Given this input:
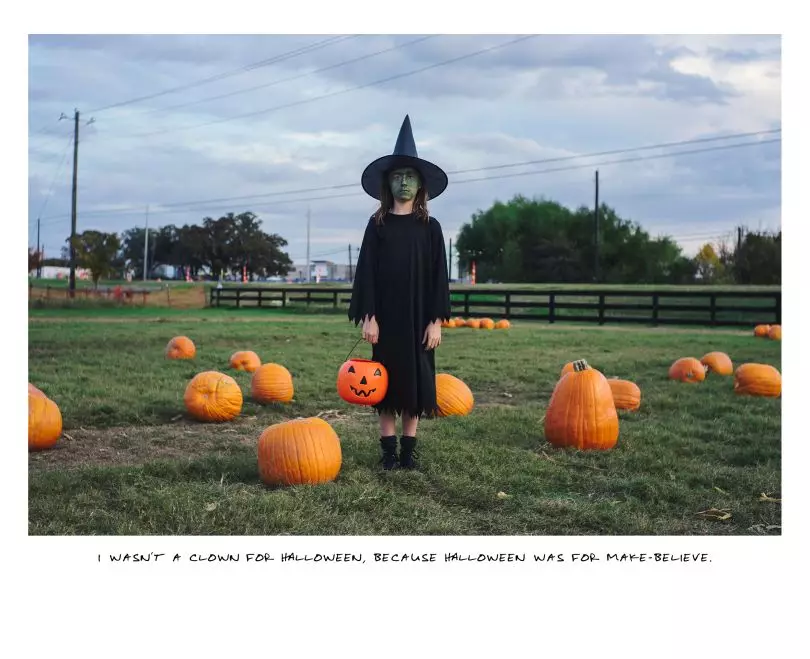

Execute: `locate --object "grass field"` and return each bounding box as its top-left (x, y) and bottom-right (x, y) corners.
top-left (28, 307), bottom-right (781, 536)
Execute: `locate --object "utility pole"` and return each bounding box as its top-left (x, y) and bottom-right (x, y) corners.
top-left (68, 109), bottom-right (80, 297)
top-left (143, 204), bottom-right (150, 281)
top-left (348, 244), bottom-right (353, 283)
top-left (36, 217), bottom-right (42, 279)
top-left (306, 207), bottom-right (311, 283)
top-left (62, 109), bottom-right (94, 297)
top-left (594, 169), bottom-right (600, 283)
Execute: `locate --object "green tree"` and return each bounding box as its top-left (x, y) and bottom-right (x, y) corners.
top-left (455, 195), bottom-right (695, 284)
top-left (69, 230), bottom-right (122, 287)
top-left (732, 229), bottom-right (781, 285)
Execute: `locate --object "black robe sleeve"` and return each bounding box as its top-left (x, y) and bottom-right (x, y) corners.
top-left (348, 218), bottom-right (378, 326)
top-left (429, 217), bottom-right (452, 323)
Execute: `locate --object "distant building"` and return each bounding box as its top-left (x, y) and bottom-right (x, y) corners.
top-left (33, 266), bottom-right (91, 280)
top-left (286, 260), bottom-right (352, 282)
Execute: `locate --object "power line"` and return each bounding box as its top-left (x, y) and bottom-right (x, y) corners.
top-left (86, 35), bottom-right (359, 114)
top-left (31, 133), bottom-right (74, 226)
top-left (36, 129), bottom-right (780, 223)
top-left (110, 35), bottom-right (538, 140)
top-left (136, 35), bottom-right (437, 118)
top-left (34, 137), bottom-right (779, 230)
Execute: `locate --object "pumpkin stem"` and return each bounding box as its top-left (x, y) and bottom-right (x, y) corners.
top-left (573, 359), bottom-right (589, 372)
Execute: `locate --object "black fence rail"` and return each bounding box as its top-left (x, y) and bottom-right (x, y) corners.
top-left (210, 286), bottom-right (781, 328)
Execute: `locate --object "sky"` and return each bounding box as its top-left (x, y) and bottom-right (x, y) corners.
top-left (27, 34), bottom-right (781, 269)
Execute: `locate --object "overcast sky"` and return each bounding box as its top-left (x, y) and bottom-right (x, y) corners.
top-left (27, 34), bottom-right (781, 266)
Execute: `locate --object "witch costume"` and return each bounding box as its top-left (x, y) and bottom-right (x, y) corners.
top-left (348, 115), bottom-right (452, 426)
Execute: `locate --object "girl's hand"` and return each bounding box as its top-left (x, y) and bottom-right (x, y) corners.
top-left (362, 316), bottom-right (379, 344)
top-left (423, 320), bottom-right (442, 350)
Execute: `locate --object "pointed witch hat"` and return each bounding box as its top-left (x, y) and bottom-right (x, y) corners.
top-left (361, 115), bottom-right (448, 201)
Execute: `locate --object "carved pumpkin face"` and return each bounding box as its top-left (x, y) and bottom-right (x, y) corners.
top-left (337, 358), bottom-right (388, 406)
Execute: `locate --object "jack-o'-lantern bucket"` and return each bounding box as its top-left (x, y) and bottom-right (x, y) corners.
top-left (337, 358), bottom-right (388, 406)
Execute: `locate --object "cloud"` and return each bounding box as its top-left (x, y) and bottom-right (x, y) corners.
top-left (28, 34), bottom-right (781, 262)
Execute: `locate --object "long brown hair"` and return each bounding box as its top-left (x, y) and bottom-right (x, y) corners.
top-left (372, 170), bottom-right (430, 225)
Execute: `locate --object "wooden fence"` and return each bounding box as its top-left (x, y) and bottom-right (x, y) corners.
top-left (209, 286), bottom-right (781, 328)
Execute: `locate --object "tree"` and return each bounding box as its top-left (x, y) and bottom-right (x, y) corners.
top-left (693, 243), bottom-right (725, 283)
top-left (732, 229), bottom-right (781, 285)
top-left (119, 210), bottom-right (294, 281)
top-left (68, 230), bottom-right (122, 287)
top-left (455, 195), bottom-right (696, 284)
top-left (28, 247), bottom-right (43, 274)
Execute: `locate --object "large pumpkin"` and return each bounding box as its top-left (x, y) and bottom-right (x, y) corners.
top-left (701, 351), bottom-right (733, 376)
top-left (733, 363), bottom-right (781, 397)
top-left (495, 319), bottom-right (511, 329)
top-left (166, 335), bottom-right (196, 360)
top-left (251, 363), bottom-right (294, 403)
top-left (229, 350), bottom-right (261, 373)
top-left (544, 359), bottom-right (619, 450)
top-left (28, 383), bottom-right (46, 398)
top-left (768, 325), bottom-right (781, 341)
top-left (466, 318), bottom-right (481, 329)
top-left (668, 357), bottom-right (706, 383)
top-left (479, 318), bottom-right (495, 330)
top-left (184, 371), bottom-right (243, 422)
top-left (337, 358), bottom-right (388, 406)
top-left (435, 373), bottom-right (474, 417)
top-left (453, 317), bottom-right (466, 327)
top-left (28, 393), bottom-right (63, 451)
top-left (754, 324), bottom-right (771, 338)
top-left (607, 379), bottom-right (641, 411)
top-left (257, 417), bottom-right (342, 486)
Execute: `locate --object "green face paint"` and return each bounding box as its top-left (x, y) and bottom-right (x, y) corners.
top-left (388, 167), bottom-right (421, 201)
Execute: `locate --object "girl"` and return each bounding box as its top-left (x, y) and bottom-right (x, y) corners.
top-left (349, 115), bottom-right (451, 470)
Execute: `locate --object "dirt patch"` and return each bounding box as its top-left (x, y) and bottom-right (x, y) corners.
top-left (28, 422), bottom-right (263, 471)
top-left (29, 410), bottom-right (374, 471)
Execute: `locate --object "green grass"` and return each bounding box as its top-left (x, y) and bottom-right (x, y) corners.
top-left (28, 309), bottom-right (781, 536)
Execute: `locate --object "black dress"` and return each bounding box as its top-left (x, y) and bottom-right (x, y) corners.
top-left (349, 212), bottom-right (452, 418)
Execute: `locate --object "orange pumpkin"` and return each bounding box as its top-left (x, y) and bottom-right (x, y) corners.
top-left (251, 363), bottom-right (294, 403)
top-left (337, 358), bottom-right (388, 406)
top-left (229, 350), bottom-right (261, 373)
top-left (453, 317), bottom-right (466, 326)
top-left (28, 383), bottom-right (46, 398)
top-left (184, 371), bottom-right (243, 422)
top-left (446, 319), bottom-right (457, 328)
top-left (479, 318), bottom-right (495, 330)
top-left (544, 359), bottom-right (618, 450)
top-left (608, 379), bottom-right (641, 411)
top-left (466, 318), bottom-right (481, 329)
top-left (668, 357), bottom-right (706, 383)
top-left (166, 335), bottom-right (196, 360)
top-left (768, 325), bottom-right (781, 341)
top-left (754, 324), bottom-right (771, 338)
top-left (28, 393), bottom-right (63, 451)
top-left (257, 417), bottom-right (342, 486)
top-left (733, 363), bottom-right (781, 397)
top-left (701, 351), bottom-right (733, 376)
top-left (435, 373), bottom-right (474, 417)
top-left (494, 319), bottom-right (511, 329)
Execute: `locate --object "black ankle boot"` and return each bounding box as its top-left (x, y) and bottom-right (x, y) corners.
top-left (399, 436), bottom-right (419, 470)
top-left (379, 436), bottom-right (399, 470)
